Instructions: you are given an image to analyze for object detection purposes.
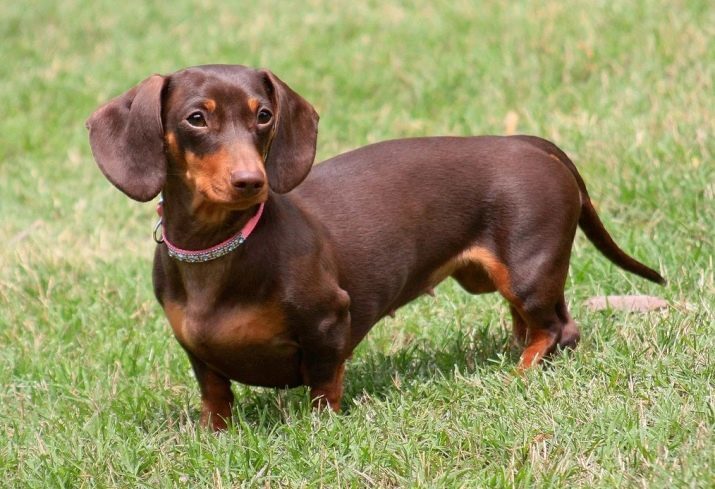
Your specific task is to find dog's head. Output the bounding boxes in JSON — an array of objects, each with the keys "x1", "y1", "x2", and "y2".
[{"x1": 86, "y1": 65, "x2": 319, "y2": 209}]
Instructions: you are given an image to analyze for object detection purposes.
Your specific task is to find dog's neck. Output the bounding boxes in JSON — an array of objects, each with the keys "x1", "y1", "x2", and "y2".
[{"x1": 160, "y1": 176, "x2": 262, "y2": 253}]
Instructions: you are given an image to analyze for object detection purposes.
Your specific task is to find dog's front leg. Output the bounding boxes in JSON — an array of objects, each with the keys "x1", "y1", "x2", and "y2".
[
  {"x1": 303, "y1": 355, "x2": 347, "y2": 412},
  {"x1": 185, "y1": 351, "x2": 234, "y2": 431},
  {"x1": 299, "y1": 290, "x2": 351, "y2": 412}
]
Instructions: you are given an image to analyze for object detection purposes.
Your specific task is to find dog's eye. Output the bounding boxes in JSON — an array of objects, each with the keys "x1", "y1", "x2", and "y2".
[
  {"x1": 257, "y1": 109, "x2": 273, "y2": 125},
  {"x1": 186, "y1": 112, "x2": 207, "y2": 127}
]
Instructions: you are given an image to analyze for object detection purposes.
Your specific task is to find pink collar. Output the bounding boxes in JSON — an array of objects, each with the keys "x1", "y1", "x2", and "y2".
[{"x1": 154, "y1": 201, "x2": 264, "y2": 263}]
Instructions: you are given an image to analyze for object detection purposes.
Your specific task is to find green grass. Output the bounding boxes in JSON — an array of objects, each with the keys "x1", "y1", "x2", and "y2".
[{"x1": 1, "y1": 0, "x2": 713, "y2": 486}]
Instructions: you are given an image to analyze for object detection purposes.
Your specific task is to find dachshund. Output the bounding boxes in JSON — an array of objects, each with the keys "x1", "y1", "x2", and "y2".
[{"x1": 87, "y1": 64, "x2": 664, "y2": 430}]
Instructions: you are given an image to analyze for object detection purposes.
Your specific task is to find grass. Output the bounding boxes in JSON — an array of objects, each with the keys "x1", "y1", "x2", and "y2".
[{"x1": 1, "y1": 0, "x2": 713, "y2": 486}]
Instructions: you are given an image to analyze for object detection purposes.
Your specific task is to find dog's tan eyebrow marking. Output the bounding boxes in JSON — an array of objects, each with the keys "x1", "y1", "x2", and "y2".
[
  {"x1": 203, "y1": 99, "x2": 216, "y2": 112},
  {"x1": 247, "y1": 98, "x2": 260, "y2": 112}
]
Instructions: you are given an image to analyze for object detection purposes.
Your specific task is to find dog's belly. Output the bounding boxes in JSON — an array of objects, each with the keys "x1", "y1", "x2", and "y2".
[{"x1": 163, "y1": 301, "x2": 303, "y2": 388}]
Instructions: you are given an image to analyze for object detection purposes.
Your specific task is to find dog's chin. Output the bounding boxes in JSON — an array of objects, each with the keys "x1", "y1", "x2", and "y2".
[
  {"x1": 208, "y1": 190, "x2": 268, "y2": 212},
  {"x1": 229, "y1": 198, "x2": 267, "y2": 211}
]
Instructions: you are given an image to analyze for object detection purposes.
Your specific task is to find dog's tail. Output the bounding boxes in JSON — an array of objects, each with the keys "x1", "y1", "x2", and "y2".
[{"x1": 515, "y1": 135, "x2": 665, "y2": 285}]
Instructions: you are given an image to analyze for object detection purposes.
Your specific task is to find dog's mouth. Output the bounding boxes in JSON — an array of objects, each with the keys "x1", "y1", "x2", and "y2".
[{"x1": 202, "y1": 184, "x2": 268, "y2": 210}]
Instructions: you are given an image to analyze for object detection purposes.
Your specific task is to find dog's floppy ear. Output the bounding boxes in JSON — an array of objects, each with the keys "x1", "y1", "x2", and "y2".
[
  {"x1": 86, "y1": 75, "x2": 167, "y2": 202},
  {"x1": 261, "y1": 70, "x2": 319, "y2": 194}
]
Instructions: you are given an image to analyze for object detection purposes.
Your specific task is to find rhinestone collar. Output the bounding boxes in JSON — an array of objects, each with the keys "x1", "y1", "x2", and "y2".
[{"x1": 154, "y1": 200, "x2": 264, "y2": 263}]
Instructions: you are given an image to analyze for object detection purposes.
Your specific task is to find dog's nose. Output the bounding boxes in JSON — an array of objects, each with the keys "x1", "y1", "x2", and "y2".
[{"x1": 230, "y1": 170, "x2": 265, "y2": 194}]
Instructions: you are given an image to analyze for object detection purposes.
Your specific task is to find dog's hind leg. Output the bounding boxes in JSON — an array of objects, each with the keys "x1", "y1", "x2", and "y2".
[
  {"x1": 450, "y1": 249, "x2": 528, "y2": 349},
  {"x1": 509, "y1": 269, "x2": 578, "y2": 369},
  {"x1": 451, "y1": 244, "x2": 579, "y2": 369},
  {"x1": 555, "y1": 297, "x2": 580, "y2": 350},
  {"x1": 509, "y1": 305, "x2": 528, "y2": 347}
]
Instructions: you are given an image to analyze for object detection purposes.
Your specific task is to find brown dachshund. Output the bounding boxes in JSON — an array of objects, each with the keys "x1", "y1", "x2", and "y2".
[{"x1": 87, "y1": 64, "x2": 664, "y2": 430}]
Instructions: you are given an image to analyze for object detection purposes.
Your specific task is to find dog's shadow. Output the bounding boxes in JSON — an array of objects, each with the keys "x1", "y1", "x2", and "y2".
[
  {"x1": 347, "y1": 326, "x2": 515, "y2": 401},
  {"x1": 226, "y1": 322, "x2": 519, "y2": 427}
]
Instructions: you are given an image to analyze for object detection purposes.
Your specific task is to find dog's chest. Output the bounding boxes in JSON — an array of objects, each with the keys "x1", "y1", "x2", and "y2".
[{"x1": 163, "y1": 300, "x2": 302, "y2": 387}]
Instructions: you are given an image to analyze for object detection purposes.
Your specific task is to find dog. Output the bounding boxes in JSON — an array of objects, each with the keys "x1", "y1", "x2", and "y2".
[{"x1": 87, "y1": 64, "x2": 664, "y2": 430}]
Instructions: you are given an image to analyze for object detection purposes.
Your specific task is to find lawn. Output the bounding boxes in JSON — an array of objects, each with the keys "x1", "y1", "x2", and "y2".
[{"x1": 1, "y1": 0, "x2": 713, "y2": 487}]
